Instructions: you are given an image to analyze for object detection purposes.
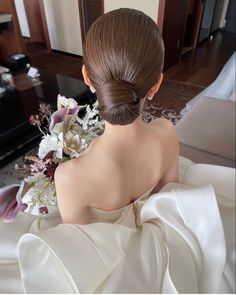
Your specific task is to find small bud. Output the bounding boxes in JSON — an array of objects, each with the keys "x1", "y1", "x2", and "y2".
[{"x1": 39, "y1": 206, "x2": 48, "y2": 215}]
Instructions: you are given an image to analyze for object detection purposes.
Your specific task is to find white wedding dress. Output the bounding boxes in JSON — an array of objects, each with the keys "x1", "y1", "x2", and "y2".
[{"x1": 0, "y1": 156, "x2": 235, "y2": 293}]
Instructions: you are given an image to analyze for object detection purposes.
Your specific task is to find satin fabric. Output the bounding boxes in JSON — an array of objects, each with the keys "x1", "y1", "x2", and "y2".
[{"x1": 0, "y1": 156, "x2": 235, "y2": 293}]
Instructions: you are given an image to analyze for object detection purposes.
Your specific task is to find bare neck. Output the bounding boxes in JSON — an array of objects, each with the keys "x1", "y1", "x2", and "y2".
[{"x1": 101, "y1": 115, "x2": 146, "y2": 144}]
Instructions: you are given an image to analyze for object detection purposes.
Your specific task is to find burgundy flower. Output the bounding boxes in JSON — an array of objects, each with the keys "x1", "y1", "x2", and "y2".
[
  {"x1": 39, "y1": 206, "x2": 48, "y2": 215},
  {"x1": 0, "y1": 182, "x2": 27, "y2": 223},
  {"x1": 20, "y1": 203, "x2": 28, "y2": 211},
  {"x1": 44, "y1": 161, "x2": 58, "y2": 180},
  {"x1": 29, "y1": 114, "x2": 41, "y2": 126},
  {"x1": 39, "y1": 103, "x2": 52, "y2": 122},
  {"x1": 43, "y1": 151, "x2": 55, "y2": 161}
]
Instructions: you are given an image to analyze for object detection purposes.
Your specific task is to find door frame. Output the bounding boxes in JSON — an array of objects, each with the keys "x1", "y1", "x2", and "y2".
[
  {"x1": 22, "y1": 0, "x2": 51, "y2": 50},
  {"x1": 157, "y1": 0, "x2": 166, "y2": 33},
  {"x1": 78, "y1": 0, "x2": 104, "y2": 43},
  {"x1": 38, "y1": 0, "x2": 51, "y2": 50}
]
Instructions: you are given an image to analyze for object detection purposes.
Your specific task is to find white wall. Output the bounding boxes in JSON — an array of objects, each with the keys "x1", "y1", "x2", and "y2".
[
  {"x1": 104, "y1": 0, "x2": 159, "y2": 23},
  {"x1": 43, "y1": 0, "x2": 83, "y2": 56},
  {"x1": 211, "y1": 0, "x2": 229, "y2": 32},
  {"x1": 41, "y1": 0, "x2": 159, "y2": 56},
  {"x1": 219, "y1": 0, "x2": 229, "y2": 28},
  {"x1": 14, "y1": 0, "x2": 30, "y2": 38}
]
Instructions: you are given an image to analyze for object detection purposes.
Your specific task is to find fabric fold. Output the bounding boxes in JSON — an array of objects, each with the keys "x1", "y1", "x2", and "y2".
[{"x1": 17, "y1": 223, "x2": 135, "y2": 294}]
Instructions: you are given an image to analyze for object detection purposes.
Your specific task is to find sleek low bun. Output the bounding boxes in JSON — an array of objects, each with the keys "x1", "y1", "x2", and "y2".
[
  {"x1": 83, "y1": 8, "x2": 164, "y2": 125},
  {"x1": 97, "y1": 80, "x2": 141, "y2": 125}
]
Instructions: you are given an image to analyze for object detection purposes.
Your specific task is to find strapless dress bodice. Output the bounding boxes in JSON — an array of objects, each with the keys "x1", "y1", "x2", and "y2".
[{"x1": 88, "y1": 186, "x2": 155, "y2": 225}]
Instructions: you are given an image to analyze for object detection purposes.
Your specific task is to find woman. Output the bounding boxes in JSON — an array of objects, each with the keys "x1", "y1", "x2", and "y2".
[
  {"x1": 55, "y1": 8, "x2": 179, "y2": 224},
  {"x1": 0, "y1": 8, "x2": 235, "y2": 294}
]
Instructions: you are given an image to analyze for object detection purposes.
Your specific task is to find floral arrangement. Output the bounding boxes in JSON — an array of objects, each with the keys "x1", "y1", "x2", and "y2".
[{"x1": 0, "y1": 95, "x2": 104, "y2": 226}]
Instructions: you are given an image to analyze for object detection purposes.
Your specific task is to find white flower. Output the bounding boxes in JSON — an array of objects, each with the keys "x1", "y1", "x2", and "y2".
[
  {"x1": 38, "y1": 134, "x2": 61, "y2": 159},
  {"x1": 58, "y1": 94, "x2": 78, "y2": 109},
  {"x1": 25, "y1": 171, "x2": 47, "y2": 185},
  {"x1": 55, "y1": 132, "x2": 64, "y2": 159},
  {"x1": 63, "y1": 131, "x2": 87, "y2": 158},
  {"x1": 22, "y1": 172, "x2": 57, "y2": 216},
  {"x1": 76, "y1": 104, "x2": 100, "y2": 131}
]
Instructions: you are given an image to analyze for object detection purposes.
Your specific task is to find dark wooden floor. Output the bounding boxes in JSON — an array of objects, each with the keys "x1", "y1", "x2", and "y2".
[
  {"x1": 165, "y1": 30, "x2": 236, "y2": 87},
  {"x1": 25, "y1": 39, "x2": 84, "y2": 80},
  {"x1": 25, "y1": 30, "x2": 235, "y2": 88}
]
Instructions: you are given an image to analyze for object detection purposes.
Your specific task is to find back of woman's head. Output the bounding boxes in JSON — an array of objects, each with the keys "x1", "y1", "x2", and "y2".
[{"x1": 83, "y1": 8, "x2": 164, "y2": 125}]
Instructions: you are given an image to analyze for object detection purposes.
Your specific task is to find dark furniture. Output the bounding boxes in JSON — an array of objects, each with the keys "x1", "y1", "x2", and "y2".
[
  {"x1": 0, "y1": 69, "x2": 95, "y2": 168},
  {"x1": 0, "y1": 13, "x2": 13, "y2": 33}
]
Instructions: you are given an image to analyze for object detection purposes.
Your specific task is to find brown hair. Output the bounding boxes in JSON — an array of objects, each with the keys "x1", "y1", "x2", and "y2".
[{"x1": 83, "y1": 8, "x2": 164, "y2": 125}]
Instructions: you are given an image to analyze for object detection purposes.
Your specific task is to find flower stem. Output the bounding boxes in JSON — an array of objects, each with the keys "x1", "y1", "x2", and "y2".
[{"x1": 37, "y1": 122, "x2": 46, "y2": 136}]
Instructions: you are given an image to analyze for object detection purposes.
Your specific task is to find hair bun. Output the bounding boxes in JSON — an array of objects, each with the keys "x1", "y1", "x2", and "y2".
[{"x1": 97, "y1": 79, "x2": 141, "y2": 125}]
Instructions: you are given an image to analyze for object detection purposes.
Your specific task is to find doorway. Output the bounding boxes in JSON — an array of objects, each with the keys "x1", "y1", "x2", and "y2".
[
  {"x1": 161, "y1": 0, "x2": 230, "y2": 70},
  {"x1": 78, "y1": 0, "x2": 104, "y2": 43},
  {"x1": 182, "y1": 0, "x2": 205, "y2": 54},
  {"x1": 14, "y1": 0, "x2": 50, "y2": 51}
]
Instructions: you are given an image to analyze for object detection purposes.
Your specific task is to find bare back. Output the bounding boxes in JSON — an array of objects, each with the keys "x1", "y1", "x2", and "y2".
[{"x1": 55, "y1": 117, "x2": 179, "y2": 223}]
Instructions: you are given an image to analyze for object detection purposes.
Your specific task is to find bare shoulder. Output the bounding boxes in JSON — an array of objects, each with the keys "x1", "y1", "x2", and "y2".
[
  {"x1": 149, "y1": 116, "x2": 174, "y2": 129},
  {"x1": 150, "y1": 117, "x2": 178, "y2": 144},
  {"x1": 54, "y1": 150, "x2": 111, "y2": 204},
  {"x1": 149, "y1": 118, "x2": 180, "y2": 191},
  {"x1": 150, "y1": 117, "x2": 179, "y2": 167},
  {"x1": 55, "y1": 156, "x2": 95, "y2": 200},
  {"x1": 55, "y1": 157, "x2": 82, "y2": 189},
  {"x1": 54, "y1": 156, "x2": 98, "y2": 223}
]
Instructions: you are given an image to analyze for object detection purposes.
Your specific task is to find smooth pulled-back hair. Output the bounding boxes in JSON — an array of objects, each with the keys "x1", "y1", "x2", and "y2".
[{"x1": 83, "y1": 8, "x2": 164, "y2": 125}]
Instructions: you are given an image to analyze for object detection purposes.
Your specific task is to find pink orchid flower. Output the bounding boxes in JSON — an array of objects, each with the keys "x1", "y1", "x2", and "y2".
[
  {"x1": 49, "y1": 106, "x2": 80, "y2": 134},
  {"x1": 0, "y1": 182, "x2": 27, "y2": 223}
]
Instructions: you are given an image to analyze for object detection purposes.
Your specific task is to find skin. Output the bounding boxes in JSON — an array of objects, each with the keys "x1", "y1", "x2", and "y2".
[{"x1": 55, "y1": 66, "x2": 179, "y2": 224}]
